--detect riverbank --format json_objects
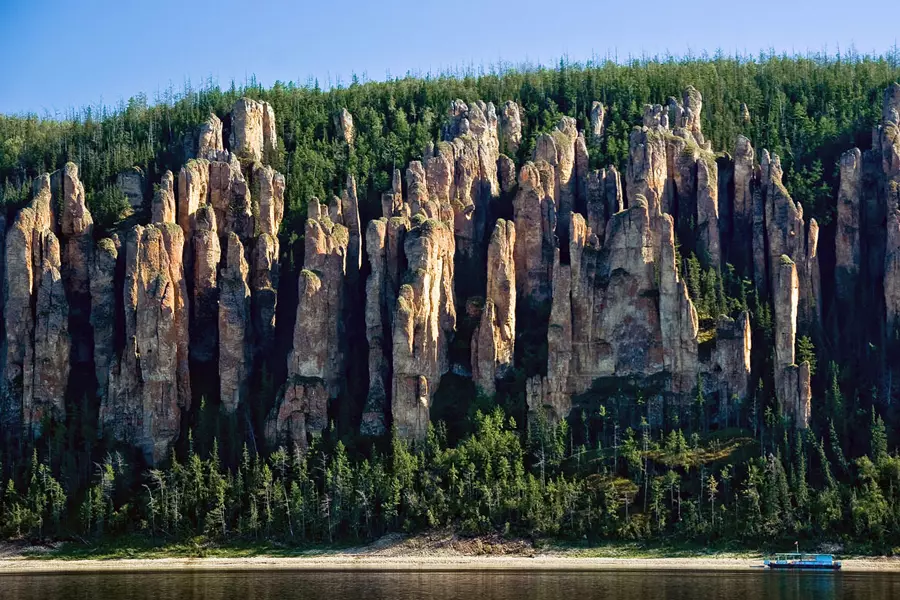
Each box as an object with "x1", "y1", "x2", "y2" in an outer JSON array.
[
  {"x1": 2, "y1": 554, "x2": 900, "y2": 574},
  {"x1": 1, "y1": 532, "x2": 899, "y2": 574}
]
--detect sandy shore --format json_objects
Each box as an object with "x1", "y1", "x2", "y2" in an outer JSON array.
[{"x1": 1, "y1": 555, "x2": 900, "y2": 574}]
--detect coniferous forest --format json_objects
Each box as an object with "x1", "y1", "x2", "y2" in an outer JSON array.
[{"x1": 2, "y1": 52, "x2": 900, "y2": 552}]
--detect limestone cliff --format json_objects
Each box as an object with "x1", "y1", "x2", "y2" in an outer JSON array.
[
  {"x1": 9, "y1": 83, "x2": 900, "y2": 458},
  {"x1": 267, "y1": 191, "x2": 355, "y2": 449},
  {"x1": 471, "y1": 220, "x2": 516, "y2": 396}
]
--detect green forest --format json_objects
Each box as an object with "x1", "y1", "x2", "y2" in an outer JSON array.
[{"x1": 3, "y1": 51, "x2": 900, "y2": 554}]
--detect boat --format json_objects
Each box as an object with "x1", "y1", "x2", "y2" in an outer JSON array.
[{"x1": 763, "y1": 553, "x2": 842, "y2": 570}]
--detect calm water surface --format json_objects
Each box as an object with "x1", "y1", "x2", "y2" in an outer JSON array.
[{"x1": 0, "y1": 570, "x2": 897, "y2": 599}]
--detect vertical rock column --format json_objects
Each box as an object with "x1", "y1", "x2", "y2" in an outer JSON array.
[
  {"x1": 361, "y1": 220, "x2": 390, "y2": 436},
  {"x1": 733, "y1": 135, "x2": 756, "y2": 273},
  {"x1": 266, "y1": 193, "x2": 355, "y2": 449},
  {"x1": 391, "y1": 217, "x2": 456, "y2": 440},
  {"x1": 3, "y1": 175, "x2": 70, "y2": 436},
  {"x1": 471, "y1": 220, "x2": 516, "y2": 396},
  {"x1": 218, "y1": 232, "x2": 250, "y2": 414},
  {"x1": 229, "y1": 97, "x2": 278, "y2": 163},
  {"x1": 836, "y1": 148, "x2": 862, "y2": 307},
  {"x1": 103, "y1": 225, "x2": 184, "y2": 463},
  {"x1": 513, "y1": 161, "x2": 556, "y2": 305},
  {"x1": 773, "y1": 256, "x2": 811, "y2": 428},
  {"x1": 250, "y1": 163, "x2": 285, "y2": 357},
  {"x1": 499, "y1": 101, "x2": 522, "y2": 155},
  {"x1": 882, "y1": 84, "x2": 900, "y2": 337},
  {"x1": 90, "y1": 238, "x2": 118, "y2": 406},
  {"x1": 56, "y1": 163, "x2": 94, "y2": 376},
  {"x1": 696, "y1": 157, "x2": 721, "y2": 268}
]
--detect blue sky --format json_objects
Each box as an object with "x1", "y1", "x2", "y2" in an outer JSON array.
[{"x1": 1, "y1": 0, "x2": 897, "y2": 115}]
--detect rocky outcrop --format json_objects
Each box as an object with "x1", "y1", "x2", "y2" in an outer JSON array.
[
  {"x1": 696, "y1": 157, "x2": 721, "y2": 268},
  {"x1": 392, "y1": 217, "x2": 456, "y2": 439},
  {"x1": 443, "y1": 100, "x2": 499, "y2": 269},
  {"x1": 590, "y1": 101, "x2": 605, "y2": 140},
  {"x1": 773, "y1": 257, "x2": 810, "y2": 428},
  {"x1": 218, "y1": 233, "x2": 250, "y2": 414},
  {"x1": 701, "y1": 312, "x2": 751, "y2": 425},
  {"x1": 103, "y1": 225, "x2": 183, "y2": 463},
  {"x1": 361, "y1": 219, "x2": 390, "y2": 436},
  {"x1": 177, "y1": 159, "x2": 209, "y2": 243},
  {"x1": 533, "y1": 117, "x2": 578, "y2": 234},
  {"x1": 152, "y1": 171, "x2": 177, "y2": 224},
  {"x1": 190, "y1": 205, "x2": 220, "y2": 363},
  {"x1": 761, "y1": 151, "x2": 821, "y2": 333},
  {"x1": 626, "y1": 108, "x2": 668, "y2": 213},
  {"x1": 117, "y1": 167, "x2": 146, "y2": 211},
  {"x1": 500, "y1": 101, "x2": 522, "y2": 154},
  {"x1": 886, "y1": 208, "x2": 900, "y2": 335},
  {"x1": 733, "y1": 135, "x2": 755, "y2": 271},
  {"x1": 342, "y1": 175, "x2": 362, "y2": 283},
  {"x1": 836, "y1": 148, "x2": 862, "y2": 305},
  {"x1": 208, "y1": 157, "x2": 253, "y2": 243},
  {"x1": 3, "y1": 175, "x2": 70, "y2": 436},
  {"x1": 471, "y1": 220, "x2": 516, "y2": 396},
  {"x1": 513, "y1": 162, "x2": 556, "y2": 306},
  {"x1": 229, "y1": 98, "x2": 277, "y2": 162},
  {"x1": 90, "y1": 238, "x2": 118, "y2": 405},
  {"x1": 198, "y1": 113, "x2": 224, "y2": 160},
  {"x1": 527, "y1": 195, "x2": 699, "y2": 423},
  {"x1": 250, "y1": 163, "x2": 285, "y2": 354},
  {"x1": 267, "y1": 193, "x2": 355, "y2": 448},
  {"x1": 57, "y1": 163, "x2": 94, "y2": 368},
  {"x1": 335, "y1": 108, "x2": 355, "y2": 146}
]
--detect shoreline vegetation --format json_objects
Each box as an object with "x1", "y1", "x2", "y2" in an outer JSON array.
[{"x1": 2, "y1": 533, "x2": 900, "y2": 573}]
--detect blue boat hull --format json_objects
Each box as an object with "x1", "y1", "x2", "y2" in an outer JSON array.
[{"x1": 767, "y1": 563, "x2": 842, "y2": 571}]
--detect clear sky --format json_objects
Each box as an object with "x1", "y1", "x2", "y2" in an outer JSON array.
[{"x1": 1, "y1": 0, "x2": 897, "y2": 116}]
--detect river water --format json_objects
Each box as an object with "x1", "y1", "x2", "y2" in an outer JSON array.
[{"x1": 0, "y1": 570, "x2": 896, "y2": 599}]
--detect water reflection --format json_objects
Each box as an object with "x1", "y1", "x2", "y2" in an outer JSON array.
[{"x1": 1, "y1": 569, "x2": 899, "y2": 600}]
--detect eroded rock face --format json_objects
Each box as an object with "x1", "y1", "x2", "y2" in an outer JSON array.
[
  {"x1": 701, "y1": 313, "x2": 751, "y2": 425},
  {"x1": 3, "y1": 175, "x2": 70, "y2": 436},
  {"x1": 198, "y1": 113, "x2": 224, "y2": 160},
  {"x1": 500, "y1": 101, "x2": 522, "y2": 154},
  {"x1": 533, "y1": 117, "x2": 579, "y2": 234},
  {"x1": 772, "y1": 257, "x2": 810, "y2": 428},
  {"x1": 627, "y1": 112, "x2": 669, "y2": 213},
  {"x1": 103, "y1": 225, "x2": 183, "y2": 463},
  {"x1": 152, "y1": 171, "x2": 177, "y2": 225},
  {"x1": 591, "y1": 101, "x2": 605, "y2": 140},
  {"x1": 91, "y1": 238, "x2": 118, "y2": 405},
  {"x1": 117, "y1": 167, "x2": 146, "y2": 211},
  {"x1": 444, "y1": 100, "x2": 500, "y2": 267},
  {"x1": 696, "y1": 157, "x2": 721, "y2": 268},
  {"x1": 219, "y1": 233, "x2": 251, "y2": 414},
  {"x1": 836, "y1": 148, "x2": 862, "y2": 305},
  {"x1": 392, "y1": 218, "x2": 456, "y2": 440},
  {"x1": 57, "y1": 163, "x2": 94, "y2": 367},
  {"x1": 361, "y1": 219, "x2": 389, "y2": 436},
  {"x1": 733, "y1": 135, "x2": 755, "y2": 271},
  {"x1": 471, "y1": 220, "x2": 516, "y2": 396},
  {"x1": 885, "y1": 209, "x2": 900, "y2": 332},
  {"x1": 335, "y1": 108, "x2": 355, "y2": 146},
  {"x1": 761, "y1": 150, "x2": 821, "y2": 333},
  {"x1": 177, "y1": 159, "x2": 210, "y2": 242},
  {"x1": 513, "y1": 162, "x2": 556, "y2": 306},
  {"x1": 229, "y1": 98, "x2": 278, "y2": 162},
  {"x1": 190, "y1": 205, "x2": 220, "y2": 364},
  {"x1": 267, "y1": 192, "x2": 356, "y2": 448},
  {"x1": 527, "y1": 196, "x2": 699, "y2": 423},
  {"x1": 210, "y1": 156, "x2": 253, "y2": 243}
]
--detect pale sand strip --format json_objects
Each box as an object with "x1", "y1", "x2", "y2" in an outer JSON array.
[{"x1": 0, "y1": 556, "x2": 898, "y2": 574}]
